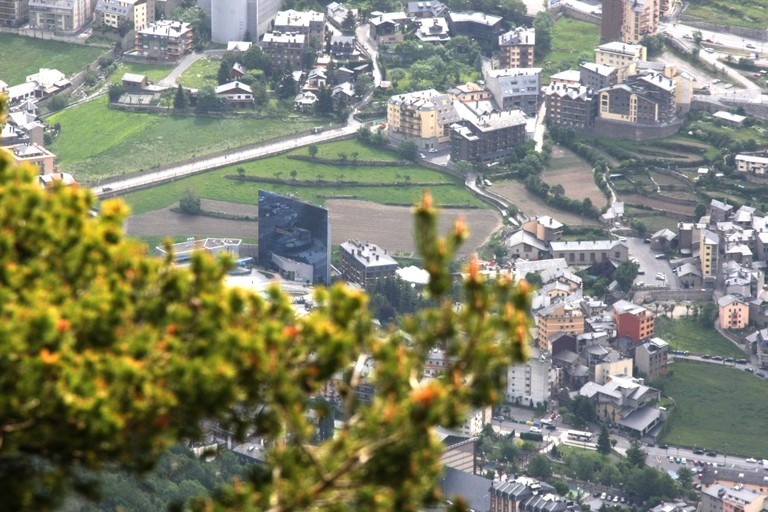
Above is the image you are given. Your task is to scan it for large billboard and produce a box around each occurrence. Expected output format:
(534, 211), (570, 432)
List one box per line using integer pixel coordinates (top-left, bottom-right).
(257, 190), (330, 285)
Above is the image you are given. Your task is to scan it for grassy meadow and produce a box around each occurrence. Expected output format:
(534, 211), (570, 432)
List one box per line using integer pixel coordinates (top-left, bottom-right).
(119, 140), (485, 214)
(49, 97), (320, 182)
(541, 18), (600, 82)
(0, 33), (106, 85)
(654, 317), (746, 358)
(108, 62), (172, 85)
(659, 360), (768, 456)
(176, 57), (220, 89)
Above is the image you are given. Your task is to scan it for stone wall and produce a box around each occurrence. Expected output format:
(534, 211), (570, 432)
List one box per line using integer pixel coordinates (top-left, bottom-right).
(591, 117), (684, 140)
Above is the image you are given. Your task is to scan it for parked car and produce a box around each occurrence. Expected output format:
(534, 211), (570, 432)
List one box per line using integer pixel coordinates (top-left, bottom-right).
(747, 43), (756, 49)
(655, 253), (668, 259)
(601, 493), (607, 500)
(746, 458), (758, 463)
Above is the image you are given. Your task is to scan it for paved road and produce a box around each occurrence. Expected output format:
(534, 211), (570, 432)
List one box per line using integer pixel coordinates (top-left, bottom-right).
(95, 122), (359, 197)
(355, 24), (383, 86)
(157, 49), (227, 88)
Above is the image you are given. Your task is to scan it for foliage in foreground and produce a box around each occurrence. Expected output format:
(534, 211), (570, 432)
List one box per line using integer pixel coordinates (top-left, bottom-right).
(0, 96), (533, 511)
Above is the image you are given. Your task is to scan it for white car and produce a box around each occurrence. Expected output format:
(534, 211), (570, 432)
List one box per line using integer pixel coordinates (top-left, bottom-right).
(656, 272), (666, 281)
(529, 426), (542, 434)
(746, 457), (758, 463)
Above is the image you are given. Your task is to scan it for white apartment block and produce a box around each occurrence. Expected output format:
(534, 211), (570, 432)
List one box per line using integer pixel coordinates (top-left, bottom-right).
(735, 154), (768, 175)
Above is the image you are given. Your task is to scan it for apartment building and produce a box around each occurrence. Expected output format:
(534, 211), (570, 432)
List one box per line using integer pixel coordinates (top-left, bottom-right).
(498, 26), (535, 69)
(579, 375), (662, 437)
(613, 299), (654, 344)
(387, 89), (459, 150)
(536, 302), (585, 351)
(579, 62), (617, 91)
(134, 20), (194, 61)
(483, 67), (542, 116)
(543, 83), (599, 130)
(94, 0), (154, 30)
(261, 31), (306, 70)
(700, 228), (719, 285)
(0, 0), (29, 27)
(718, 295), (749, 330)
(597, 71), (676, 126)
(449, 103), (528, 164)
(29, 0), (91, 33)
(447, 11), (504, 49)
(505, 350), (553, 407)
(339, 240), (399, 288)
(273, 9), (325, 47)
(600, 0), (659, 44)
(635, 337), (669, 380)
(595, 41), (647, 81)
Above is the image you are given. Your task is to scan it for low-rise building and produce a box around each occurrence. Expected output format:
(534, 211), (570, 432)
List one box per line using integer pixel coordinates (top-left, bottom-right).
(134, 20), (194, 61)
(498, 26), (535, 69)
(700, 483), (766, 512)
(718, 294), (749, 330)
(329, 34), (356, 59)
(505, 349), (553, 407)
(368, 11), (408, 44)
(215, 81), (253, 103)
(339, 240), (399, 288)
(505, 230), (549, 260)
(1, 143), (56, 174)
(522, 215), (564, 243)
(536, 301), (585, 351)
(414, 16), (450, 43)
(549, 239), (629, 266)
(0, 0), (29, 27)
(122, 73), (149, 92)
(405, 0), (447, 18)
(156, 237), (241, 264)
(735, 154), (768, 176)
(447, 11), (504, 49)
(579, 375), (663, 436)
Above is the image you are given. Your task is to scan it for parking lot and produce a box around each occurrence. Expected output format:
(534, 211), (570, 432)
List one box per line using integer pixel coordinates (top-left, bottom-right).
(626, 237), (678, 290)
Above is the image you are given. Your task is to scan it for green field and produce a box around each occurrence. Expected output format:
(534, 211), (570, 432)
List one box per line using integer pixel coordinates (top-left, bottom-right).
(0, 33), (106, 85)
(654, 317), (746, 358)
(49, 97), (321, 182)
(684, 0), (768, 30)
(176, 57), (220, 89)
(119, 140), (485, 214)
(659, 360), (768, 456)
(542, 18), (600, 82)
(108, 62), (172, 85)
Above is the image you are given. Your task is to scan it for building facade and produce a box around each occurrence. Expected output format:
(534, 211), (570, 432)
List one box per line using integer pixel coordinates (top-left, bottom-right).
(0, 0), (29, 27)
(595, 42), (647, 82)
(536, 302), (585, 351)
(549, 240), (629, 266)
(273, 9), (325, 47)
(29, 0), (91, 33)
(635, 337), (669, 380)
(735, 154), (768, 175)
(505, 350), (553, 407)
(261, 31), (306, 70)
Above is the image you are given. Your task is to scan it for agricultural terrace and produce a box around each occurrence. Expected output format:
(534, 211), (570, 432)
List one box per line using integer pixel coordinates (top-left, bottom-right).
(0, 33), (106, 85)
(48, 96), (319, 181)
(542, 146), (608, 208)
(654, 316), (746, 358)
(540, 17), (600, 82)
(108, 61), (172, 85)
(176, 57), (220, 89)
(491, 179), (600, 227)
(683, 0), (768, 30)
(658, 360), (768, 456)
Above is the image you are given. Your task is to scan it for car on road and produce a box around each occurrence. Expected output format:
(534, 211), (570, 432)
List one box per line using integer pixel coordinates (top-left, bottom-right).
(655, 253), (668, 259)
(707, 451), (717, 457)
(612, 496), (619, 503)
(747, 43), (756, 49)
(428, 148), (438, 153)
(705, 38), (713, 43)
(683, 34), (692, 39)
(746, 367), (754, 373)
(746, 458), (758, 463)
(419, 153), (426, 159)
(494, 415), (505, 421)
(656, 272), (666, 281)
(693, 449), (704, 455)
(724, 84), (734, 89)
(705, 48), (715, 54)
(711, 355), (723, 361)
(529, 426), (542, 433)
(601, 493), (607, 500)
